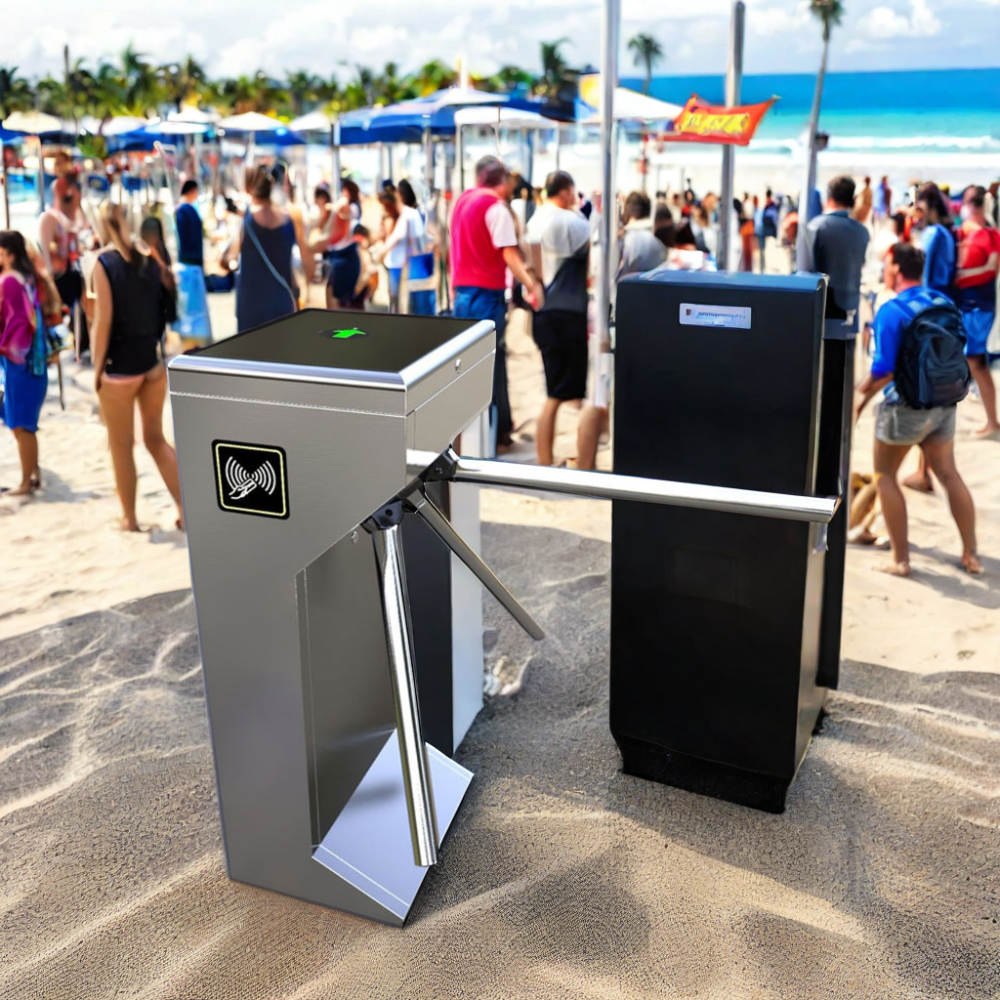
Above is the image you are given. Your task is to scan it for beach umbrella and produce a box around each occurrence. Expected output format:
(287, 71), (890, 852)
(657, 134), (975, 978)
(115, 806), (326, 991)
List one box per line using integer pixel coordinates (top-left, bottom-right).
(288, 110), (332, 134)
(147, 120), (212, 136)
(168, 107), (220, 125)
(579, 87), (683, 124)
(217, 112), (286, 133)
(104, 116), (154, 136)
(2, 110), (64, 135)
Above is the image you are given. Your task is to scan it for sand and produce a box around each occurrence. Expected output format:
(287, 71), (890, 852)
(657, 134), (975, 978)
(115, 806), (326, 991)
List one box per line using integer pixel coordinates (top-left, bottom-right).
(1, 295), (1000, 997)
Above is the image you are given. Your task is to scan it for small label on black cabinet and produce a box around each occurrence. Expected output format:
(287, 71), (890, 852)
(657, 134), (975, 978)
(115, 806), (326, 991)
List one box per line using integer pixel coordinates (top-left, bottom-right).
(679, 303), (752, 330)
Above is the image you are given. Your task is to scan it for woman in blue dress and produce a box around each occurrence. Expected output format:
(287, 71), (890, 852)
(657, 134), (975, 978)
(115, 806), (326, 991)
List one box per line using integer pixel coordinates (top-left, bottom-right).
(233, 166), (313, 333)
(0, 231), (48, 496)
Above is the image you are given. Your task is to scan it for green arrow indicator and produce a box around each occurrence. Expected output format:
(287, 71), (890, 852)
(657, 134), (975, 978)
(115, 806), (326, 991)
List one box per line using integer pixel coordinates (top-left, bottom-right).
(330, 328), (367, 339)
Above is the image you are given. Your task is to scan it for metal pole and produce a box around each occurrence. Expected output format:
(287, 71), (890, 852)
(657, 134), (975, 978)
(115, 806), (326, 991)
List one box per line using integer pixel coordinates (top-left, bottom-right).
(411, 448), (839, 524)
(718, 0), (745, 272)
(593, 0), (620, 401)
(37, 136), (45, 216)
(331, 118), (342, 198)
(407, 489), (545, 640)
(0, 139), (9, 230)
(424, 128), (433, 198)
(371, 523), (440, 867)
(457, 124), (465, 192)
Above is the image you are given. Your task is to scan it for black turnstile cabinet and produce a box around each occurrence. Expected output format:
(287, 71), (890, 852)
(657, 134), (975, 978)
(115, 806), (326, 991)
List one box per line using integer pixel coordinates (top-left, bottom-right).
(611, 271), (831, 813)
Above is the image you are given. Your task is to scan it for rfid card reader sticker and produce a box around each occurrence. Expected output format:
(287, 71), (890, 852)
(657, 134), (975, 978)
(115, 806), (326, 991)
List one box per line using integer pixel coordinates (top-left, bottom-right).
(679, 303), (752, 330)
(214, 441), (289, 519)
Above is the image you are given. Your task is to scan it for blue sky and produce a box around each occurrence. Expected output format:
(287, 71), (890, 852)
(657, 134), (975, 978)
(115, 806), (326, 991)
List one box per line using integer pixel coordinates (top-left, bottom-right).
(8, 0), (1000, 80)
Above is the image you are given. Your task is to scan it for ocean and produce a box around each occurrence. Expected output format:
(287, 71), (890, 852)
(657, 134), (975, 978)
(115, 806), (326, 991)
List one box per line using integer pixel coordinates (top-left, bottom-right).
(623, 68), (1000, 156)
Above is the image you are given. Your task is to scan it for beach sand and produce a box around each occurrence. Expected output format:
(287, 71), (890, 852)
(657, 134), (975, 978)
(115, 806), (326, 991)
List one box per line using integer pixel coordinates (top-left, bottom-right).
(1, 298), (999, 996)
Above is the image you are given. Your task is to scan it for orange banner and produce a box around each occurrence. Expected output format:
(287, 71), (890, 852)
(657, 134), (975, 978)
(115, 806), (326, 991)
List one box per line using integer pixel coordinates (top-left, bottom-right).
(670, 95), (776, 146)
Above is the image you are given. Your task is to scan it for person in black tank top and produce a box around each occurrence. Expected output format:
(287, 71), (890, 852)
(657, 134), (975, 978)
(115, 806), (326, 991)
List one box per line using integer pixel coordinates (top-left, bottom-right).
(92, 202), (184, 533)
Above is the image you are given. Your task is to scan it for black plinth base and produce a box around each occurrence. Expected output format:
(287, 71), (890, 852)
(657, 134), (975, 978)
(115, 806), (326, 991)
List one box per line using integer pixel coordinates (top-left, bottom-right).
(615, 733), (793, 814)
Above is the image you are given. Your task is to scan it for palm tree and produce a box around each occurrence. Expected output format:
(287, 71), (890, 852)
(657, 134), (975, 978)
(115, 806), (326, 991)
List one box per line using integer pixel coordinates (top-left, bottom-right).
(796, 0), (845, 264)
(118, 45), (161, 116)
(488, 65), (533, 93)
(413, 60), (456, 97)
(373, 62), (415, 105)
(285, 70), (321, 116)
(160, 56), (206, 111)
(627, 33), (663, 95)
(537, 39), (570, 98)
(0, 66), (34, 119)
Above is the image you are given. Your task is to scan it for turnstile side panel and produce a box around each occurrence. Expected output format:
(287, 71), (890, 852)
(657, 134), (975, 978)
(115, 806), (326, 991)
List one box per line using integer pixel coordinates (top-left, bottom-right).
(298, 534), (397, 846)
(171, 389), (409, 914)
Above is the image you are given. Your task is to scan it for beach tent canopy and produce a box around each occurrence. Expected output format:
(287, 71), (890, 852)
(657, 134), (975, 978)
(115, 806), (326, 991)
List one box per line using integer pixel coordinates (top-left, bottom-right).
(579, 88), (684, 124)
(2, 110), (65, 136)
(338, 89), (566, 146)
(453, 106), (553, 130)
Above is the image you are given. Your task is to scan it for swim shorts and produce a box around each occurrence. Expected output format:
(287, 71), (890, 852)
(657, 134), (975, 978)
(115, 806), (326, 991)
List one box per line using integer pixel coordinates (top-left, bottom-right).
(875, 402), (956, 447)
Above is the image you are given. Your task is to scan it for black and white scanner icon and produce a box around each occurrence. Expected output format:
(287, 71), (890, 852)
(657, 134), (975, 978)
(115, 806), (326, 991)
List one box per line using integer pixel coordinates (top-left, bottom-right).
(213, 441), (288, 519)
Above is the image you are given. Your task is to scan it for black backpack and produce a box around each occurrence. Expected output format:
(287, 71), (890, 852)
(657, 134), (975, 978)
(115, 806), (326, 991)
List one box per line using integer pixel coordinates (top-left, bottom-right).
(894, 297), (971, 410)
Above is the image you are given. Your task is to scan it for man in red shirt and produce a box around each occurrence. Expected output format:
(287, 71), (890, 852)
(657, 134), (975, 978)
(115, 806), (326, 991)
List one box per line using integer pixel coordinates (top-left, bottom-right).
(451, 156), (539, 450)
(955, 185), (1000, 436)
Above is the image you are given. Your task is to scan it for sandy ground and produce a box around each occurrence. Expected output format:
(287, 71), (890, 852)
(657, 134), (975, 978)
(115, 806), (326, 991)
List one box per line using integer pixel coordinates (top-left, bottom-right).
(1, 291), (999, 997)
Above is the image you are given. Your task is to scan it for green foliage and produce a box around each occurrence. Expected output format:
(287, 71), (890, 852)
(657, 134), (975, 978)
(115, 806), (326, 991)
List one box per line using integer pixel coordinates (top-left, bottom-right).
(3, 45), (587, 131)
(810, 0), (845, 42)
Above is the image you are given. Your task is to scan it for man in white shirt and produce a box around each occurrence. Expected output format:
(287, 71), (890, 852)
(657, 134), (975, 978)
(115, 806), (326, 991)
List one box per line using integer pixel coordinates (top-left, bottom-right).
(526, 171), (592, 466)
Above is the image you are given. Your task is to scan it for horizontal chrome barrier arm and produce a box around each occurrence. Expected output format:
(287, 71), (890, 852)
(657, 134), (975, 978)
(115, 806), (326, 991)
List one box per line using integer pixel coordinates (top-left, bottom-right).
(408, 448), (839, 525)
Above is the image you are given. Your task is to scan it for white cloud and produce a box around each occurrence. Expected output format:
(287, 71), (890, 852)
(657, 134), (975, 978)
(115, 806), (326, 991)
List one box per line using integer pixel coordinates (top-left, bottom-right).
(856, 0), (943, 39)
(750, 1), (811, 36)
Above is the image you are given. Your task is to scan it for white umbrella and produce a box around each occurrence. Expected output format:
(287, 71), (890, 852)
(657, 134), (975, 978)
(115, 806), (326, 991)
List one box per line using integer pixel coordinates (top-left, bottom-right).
(149, 120), (212, 136)
(217, 112), (286, 133)
(103, 116), (154, 136)
(168, 107), (220, 125)
(2, 110), (64, 134)
(288, 110), (332, 133)
(582, 87), (683, 124)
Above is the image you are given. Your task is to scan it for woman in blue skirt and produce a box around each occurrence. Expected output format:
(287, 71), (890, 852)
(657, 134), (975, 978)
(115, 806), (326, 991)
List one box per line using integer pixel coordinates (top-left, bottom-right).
(0, 231), (48, 496)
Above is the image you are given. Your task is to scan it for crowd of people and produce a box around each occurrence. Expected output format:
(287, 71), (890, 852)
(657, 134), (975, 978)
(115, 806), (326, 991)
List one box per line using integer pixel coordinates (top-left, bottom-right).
(1, 150), (996, 579)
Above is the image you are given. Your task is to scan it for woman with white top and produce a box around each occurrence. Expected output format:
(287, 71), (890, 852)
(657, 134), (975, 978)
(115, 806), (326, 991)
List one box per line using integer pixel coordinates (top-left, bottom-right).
(373, 188), (426, 314)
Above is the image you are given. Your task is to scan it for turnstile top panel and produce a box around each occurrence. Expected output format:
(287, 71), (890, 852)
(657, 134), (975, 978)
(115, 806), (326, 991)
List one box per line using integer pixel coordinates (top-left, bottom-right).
(622, 269), (827, 295)
(178, 309), (494, 389)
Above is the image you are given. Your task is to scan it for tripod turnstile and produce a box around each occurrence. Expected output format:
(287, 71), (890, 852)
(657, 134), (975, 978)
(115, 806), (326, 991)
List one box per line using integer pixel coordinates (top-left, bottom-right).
(170, 304), (839, 926)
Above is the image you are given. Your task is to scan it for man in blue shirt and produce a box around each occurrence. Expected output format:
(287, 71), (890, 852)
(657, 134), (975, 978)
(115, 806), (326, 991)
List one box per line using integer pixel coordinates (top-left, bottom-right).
(855, 242), (980, 577)
(175, 179), (204, 267)
(173, 179), (212, 346)
(914, 182), (955, 295)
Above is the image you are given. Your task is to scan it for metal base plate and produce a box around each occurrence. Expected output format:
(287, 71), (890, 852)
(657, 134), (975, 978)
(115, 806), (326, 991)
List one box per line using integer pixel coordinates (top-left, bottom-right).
(313, 732), (473, 923)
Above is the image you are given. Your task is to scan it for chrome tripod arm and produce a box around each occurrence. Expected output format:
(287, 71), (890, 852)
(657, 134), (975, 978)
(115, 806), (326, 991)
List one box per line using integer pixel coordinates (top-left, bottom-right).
(409, 448), (839, 525)
(405, 489), (545, 641)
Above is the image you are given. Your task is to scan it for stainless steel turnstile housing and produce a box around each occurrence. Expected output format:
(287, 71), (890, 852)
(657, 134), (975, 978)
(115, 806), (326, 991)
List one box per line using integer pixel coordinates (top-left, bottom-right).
(169, 310), (496, 925)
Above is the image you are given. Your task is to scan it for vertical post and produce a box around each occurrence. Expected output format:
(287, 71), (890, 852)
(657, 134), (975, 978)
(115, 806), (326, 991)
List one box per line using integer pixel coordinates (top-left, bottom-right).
(371, 520), (440, 868)
(424, 127), (433, 199)
(37, 136), (45, 216)
(592, 0), (620, 403)
(0, 139), (9, 230)
(331, 118), (342, 198)
(718, 0), (745, 272)
(457, 124), (465, 192)
(554, 124), (561, 172)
